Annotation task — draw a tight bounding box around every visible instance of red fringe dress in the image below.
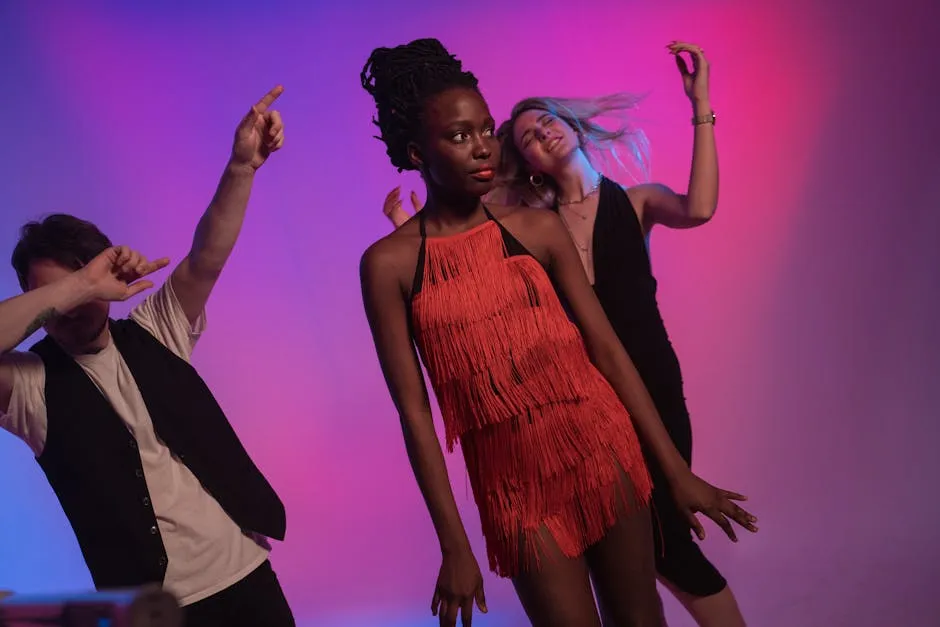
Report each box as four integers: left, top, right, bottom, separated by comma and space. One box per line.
410, 210, 653, 578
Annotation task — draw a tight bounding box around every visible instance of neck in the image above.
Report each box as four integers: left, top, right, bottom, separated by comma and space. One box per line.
552, 151, 600, 203
63, 321, 111, 356
423, 185, 486, 230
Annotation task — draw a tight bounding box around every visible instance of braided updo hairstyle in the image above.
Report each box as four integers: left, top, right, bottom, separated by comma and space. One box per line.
361, 38, 480, 172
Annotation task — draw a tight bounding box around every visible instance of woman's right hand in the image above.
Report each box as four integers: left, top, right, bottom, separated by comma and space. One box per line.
670, 470, 757, 542
383, 186, 422, 229
432, 548, 487, 626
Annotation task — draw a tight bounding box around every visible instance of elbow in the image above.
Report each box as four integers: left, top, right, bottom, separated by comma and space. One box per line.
398, 409, 435, 436
703, 200, 718, 221
398, 410, 443, 457
587, 342, 621, 378
674, 190, 716, 226
186, 254, 225, 281
687, 197, 717, 223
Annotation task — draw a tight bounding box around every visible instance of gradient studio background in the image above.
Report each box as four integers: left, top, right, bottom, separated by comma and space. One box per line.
1, 0, 937, 625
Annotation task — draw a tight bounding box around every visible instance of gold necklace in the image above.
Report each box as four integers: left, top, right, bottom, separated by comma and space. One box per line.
557, 173, 603, 206
558, 211, 592, 252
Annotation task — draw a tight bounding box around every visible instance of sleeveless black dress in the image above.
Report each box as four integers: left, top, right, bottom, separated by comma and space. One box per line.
588, 177, 727, 596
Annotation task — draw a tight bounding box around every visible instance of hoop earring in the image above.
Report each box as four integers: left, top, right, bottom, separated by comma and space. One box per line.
529, 173, 544, 188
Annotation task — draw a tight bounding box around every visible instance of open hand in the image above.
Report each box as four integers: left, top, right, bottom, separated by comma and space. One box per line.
432, 549, 487, 626
667, 41, 710, 104
231, 85, 285, 171
382, 186, 423, 229
671, 471, 758, 542
78, 246, 170, 302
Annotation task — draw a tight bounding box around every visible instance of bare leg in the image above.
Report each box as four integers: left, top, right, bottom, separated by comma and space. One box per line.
512, 527, 603, 627
596, 582, 668, 627
660, 578, 746, 627
585, 478, 663, 627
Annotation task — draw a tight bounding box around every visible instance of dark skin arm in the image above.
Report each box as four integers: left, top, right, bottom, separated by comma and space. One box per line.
359, 236, 486, 625
522, 207, 756, 540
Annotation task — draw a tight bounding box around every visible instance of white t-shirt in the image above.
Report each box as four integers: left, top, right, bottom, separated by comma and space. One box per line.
0, 279, 269, 606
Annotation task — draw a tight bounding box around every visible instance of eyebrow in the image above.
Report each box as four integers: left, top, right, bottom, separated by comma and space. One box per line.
520, 112, 552, 143
442, 117, 496, 134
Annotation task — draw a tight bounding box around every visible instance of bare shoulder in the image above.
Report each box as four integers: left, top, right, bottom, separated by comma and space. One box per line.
488, 203, 564, 236
486, 203, 567, 264
360, 220, 422, 289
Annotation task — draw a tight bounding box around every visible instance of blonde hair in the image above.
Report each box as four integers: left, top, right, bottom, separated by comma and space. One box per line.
495, 93, 651, 208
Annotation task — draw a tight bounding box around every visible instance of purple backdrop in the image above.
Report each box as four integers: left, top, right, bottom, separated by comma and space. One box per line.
0, 0, 937, 624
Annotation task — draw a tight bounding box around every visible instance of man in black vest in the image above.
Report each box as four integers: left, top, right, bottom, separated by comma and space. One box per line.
0, 86, 293, 627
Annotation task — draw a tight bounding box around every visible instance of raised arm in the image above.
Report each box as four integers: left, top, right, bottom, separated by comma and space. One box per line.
170, 86, 285, 325
539, 210, 756, 541
359, 240, 486, 624
632, 42, 717, 231
0, 246, 167, 412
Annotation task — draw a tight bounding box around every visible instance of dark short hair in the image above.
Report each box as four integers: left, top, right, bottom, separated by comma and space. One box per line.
360, 38, 480, 172
11, 214, 112, 290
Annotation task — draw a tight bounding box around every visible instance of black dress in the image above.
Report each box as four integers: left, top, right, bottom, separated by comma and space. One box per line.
588, 176, 727, 597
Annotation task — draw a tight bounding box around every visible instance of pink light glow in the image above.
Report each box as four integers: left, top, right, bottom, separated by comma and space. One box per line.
1, 0, 936, 624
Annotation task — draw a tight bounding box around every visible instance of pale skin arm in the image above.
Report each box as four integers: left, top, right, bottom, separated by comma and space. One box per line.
170, 86, 285, 325
0, 276, 96, 413
632, 41, 718, 232
0, 246, 167, 413
538, 209, 757, 540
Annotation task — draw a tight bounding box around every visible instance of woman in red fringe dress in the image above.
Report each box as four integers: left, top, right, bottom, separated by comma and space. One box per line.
358, 39, 756, 627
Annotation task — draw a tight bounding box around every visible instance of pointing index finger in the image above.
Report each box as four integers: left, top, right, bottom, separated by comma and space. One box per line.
254, 85, 284, 113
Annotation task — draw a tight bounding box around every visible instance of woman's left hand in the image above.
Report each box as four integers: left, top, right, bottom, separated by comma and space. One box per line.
667, 41, 710, 104
670, 471, 758, 542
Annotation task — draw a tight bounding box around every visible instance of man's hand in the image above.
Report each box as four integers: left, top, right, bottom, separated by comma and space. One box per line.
78, 246, 170, 302
230, 85, 285, 171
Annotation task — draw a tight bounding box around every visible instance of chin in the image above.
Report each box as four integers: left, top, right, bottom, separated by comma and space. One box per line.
53, 319, 108, 351
465, 177, 496, 196
551, 145, 578, 168
471, 183, 495, 197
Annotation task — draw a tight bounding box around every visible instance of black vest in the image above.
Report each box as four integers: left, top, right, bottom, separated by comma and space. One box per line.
30, 319, 286, 591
